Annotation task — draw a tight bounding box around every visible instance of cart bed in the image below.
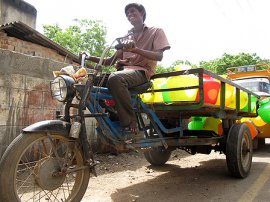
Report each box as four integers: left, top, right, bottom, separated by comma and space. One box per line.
144, 68, 259, 119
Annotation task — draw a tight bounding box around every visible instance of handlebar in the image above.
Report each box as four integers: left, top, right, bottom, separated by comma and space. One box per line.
80, 53, 87, 67
79, 35, 134, 70
114, 34, 134, 50
114, 36, 126, 50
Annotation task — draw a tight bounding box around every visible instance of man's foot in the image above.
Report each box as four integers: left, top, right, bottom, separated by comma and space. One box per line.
122, 121, 145, 143
123, 120, 138, 134
129, 120, 138, 134
123, 131, 144, 143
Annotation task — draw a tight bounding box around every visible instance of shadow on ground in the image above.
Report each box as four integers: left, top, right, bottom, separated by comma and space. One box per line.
94, 149, 190, 176
110, 145, 270, 202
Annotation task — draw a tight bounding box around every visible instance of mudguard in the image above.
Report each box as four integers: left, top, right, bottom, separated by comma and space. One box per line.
22, 120, 71, 136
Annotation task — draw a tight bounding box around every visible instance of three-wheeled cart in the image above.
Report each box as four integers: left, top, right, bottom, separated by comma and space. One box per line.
129, 68, 259, 178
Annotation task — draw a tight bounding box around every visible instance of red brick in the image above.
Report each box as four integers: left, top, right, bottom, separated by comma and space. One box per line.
0, 39, 9, 45
43, 91, 58, 108
0, 31, 7, 37
0, 45, 8, 49
43, 109, 57, 120
27, 90, 43, 108
26, 108, 44, 124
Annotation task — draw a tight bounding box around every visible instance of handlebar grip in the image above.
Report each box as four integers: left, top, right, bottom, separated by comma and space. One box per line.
115, 44, 124, 50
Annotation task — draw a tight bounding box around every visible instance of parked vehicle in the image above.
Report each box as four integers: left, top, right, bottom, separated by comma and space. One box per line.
226, 64, 270, 146
0, 38, 260, 201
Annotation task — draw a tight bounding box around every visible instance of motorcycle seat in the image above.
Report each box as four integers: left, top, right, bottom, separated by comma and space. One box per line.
129, 81, 152, 95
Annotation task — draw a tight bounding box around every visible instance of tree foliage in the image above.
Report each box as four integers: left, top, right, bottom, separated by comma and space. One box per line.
199, 53, 269, 75
43, 19, 107, 56
156, 60, 197, 74
42, 21, 270, 75
156, 65, 174, 73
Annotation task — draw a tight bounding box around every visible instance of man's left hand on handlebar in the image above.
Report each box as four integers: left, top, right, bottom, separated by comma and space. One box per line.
122, 39, 136, 52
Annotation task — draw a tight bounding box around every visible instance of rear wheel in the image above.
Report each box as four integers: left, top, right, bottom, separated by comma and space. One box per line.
226, 123, 253, 178
0, 132, 90, 202
144, 147, 171, 166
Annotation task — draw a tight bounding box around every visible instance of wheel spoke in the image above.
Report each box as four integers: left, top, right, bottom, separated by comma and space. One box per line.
16, 166, 36, 193
51, 188, 62, 202
1, 133, 89, 201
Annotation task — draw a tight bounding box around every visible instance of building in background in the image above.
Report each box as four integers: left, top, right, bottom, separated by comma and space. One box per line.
0, 0, 36, 28
0, 0, 101, 158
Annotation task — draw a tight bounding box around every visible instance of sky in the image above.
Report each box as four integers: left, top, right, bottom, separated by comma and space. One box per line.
24, 0, 270, 67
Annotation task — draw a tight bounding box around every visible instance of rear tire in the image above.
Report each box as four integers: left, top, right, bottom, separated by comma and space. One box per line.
0, 132, 90, 202
144, 147, 171, 166
226, 123, 253, 178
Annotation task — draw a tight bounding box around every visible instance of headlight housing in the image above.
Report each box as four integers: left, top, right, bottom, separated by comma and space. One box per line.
50, 75, 75, 102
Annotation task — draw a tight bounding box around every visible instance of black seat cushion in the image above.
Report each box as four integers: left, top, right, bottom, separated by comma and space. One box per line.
129, 81, 152, 94
94, 74, 152, 94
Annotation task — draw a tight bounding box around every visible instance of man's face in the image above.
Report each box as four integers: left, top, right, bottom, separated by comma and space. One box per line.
126, 7, 144, 25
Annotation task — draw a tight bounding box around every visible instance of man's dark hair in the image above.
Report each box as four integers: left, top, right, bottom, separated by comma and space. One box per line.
125, 3, 146, 22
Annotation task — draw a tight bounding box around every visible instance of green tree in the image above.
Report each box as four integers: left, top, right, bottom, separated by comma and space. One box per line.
43, 19, 107, 56
156, 60, 198, 74
199, 53, 265, 74
156, 65, 175, 73
171, 60, 198, 69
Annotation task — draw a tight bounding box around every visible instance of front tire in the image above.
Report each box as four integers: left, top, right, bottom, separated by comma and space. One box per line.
226, 123, 253, 178
144, 147, 171, 166
0, 132, 90, 202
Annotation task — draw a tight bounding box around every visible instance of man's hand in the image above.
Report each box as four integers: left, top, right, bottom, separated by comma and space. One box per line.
123, 39, 136, 51
79, 52, 88, 62
117, 58, 131, 66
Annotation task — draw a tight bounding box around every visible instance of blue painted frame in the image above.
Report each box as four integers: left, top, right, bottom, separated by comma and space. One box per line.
86, 86, 181, 145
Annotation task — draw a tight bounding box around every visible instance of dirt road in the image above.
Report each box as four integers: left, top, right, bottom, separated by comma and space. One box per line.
82, 143, 270, 202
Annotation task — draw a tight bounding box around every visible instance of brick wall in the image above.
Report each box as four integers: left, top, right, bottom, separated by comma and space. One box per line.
0, 31, 117, 157
0, 74, 61, 154
0, 31, 75, 64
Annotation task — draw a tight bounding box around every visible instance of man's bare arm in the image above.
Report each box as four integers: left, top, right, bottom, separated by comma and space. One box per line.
86, 50, 123, 66
130, 48, 164, 61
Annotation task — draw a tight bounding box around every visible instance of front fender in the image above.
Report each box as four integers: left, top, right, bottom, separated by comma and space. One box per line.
23, 120, 71, 136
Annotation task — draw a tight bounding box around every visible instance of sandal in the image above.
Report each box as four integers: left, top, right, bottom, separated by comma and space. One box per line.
129, 120, 138, 134
122, 120, 138, 134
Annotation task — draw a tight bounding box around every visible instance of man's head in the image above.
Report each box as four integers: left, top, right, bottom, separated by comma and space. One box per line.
125, 3, 146, 22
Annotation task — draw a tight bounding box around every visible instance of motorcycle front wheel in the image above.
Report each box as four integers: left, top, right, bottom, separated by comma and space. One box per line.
0, 132, 90, 202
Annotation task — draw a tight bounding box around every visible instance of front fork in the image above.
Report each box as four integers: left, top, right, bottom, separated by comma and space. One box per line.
60, 73, 97, 176
79, 117, 97, 176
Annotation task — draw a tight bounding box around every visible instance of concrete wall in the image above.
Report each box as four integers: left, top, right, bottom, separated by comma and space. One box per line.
0, 48, 61, 157
1, 0, 36, 28
0, 27, 108, 157
0, 48, 99, 157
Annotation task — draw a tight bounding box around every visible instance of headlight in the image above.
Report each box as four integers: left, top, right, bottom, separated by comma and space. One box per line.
50, 75, 75, 102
